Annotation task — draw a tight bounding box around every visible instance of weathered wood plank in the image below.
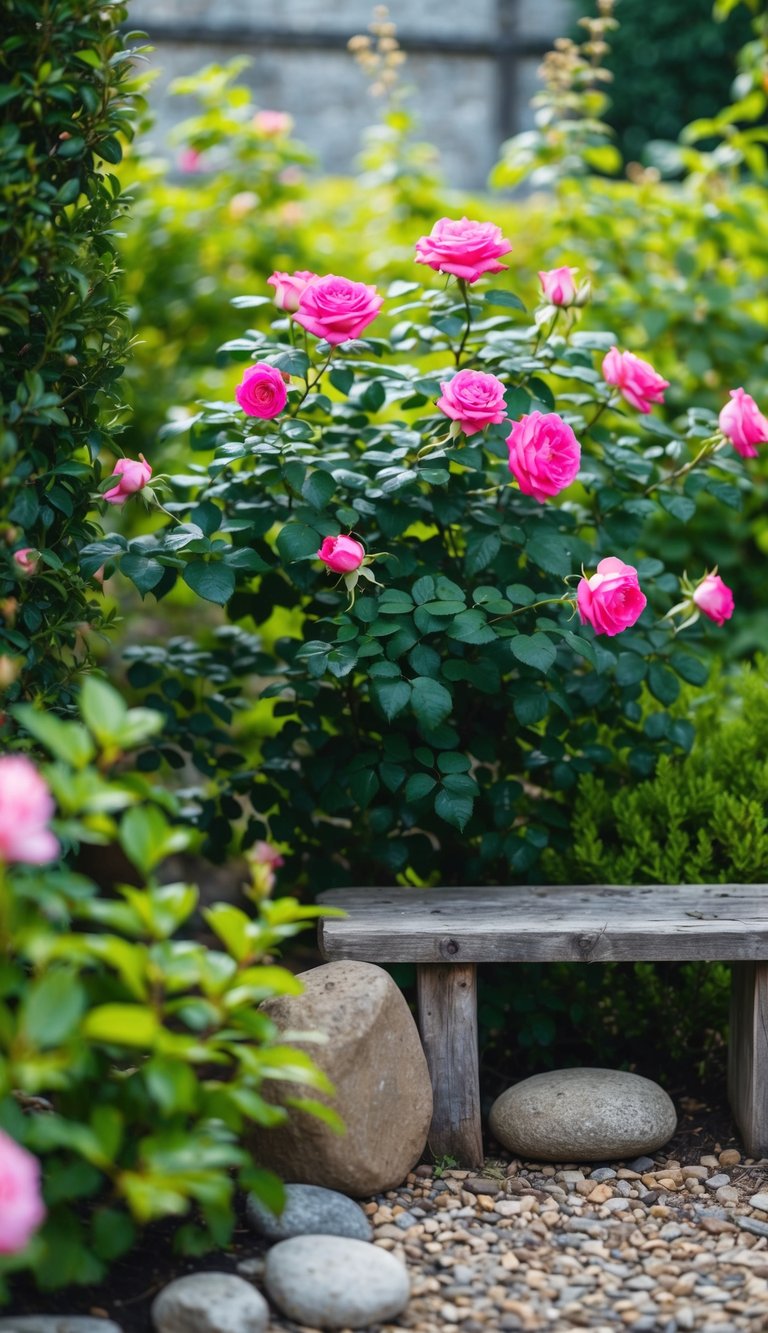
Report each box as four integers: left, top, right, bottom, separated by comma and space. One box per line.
317, 885, 768, 963
416, 963, 483, 1168
729, 962, 768, 1157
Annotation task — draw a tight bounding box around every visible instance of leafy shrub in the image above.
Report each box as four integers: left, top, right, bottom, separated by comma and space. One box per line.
0, 0, 145, 709
0, 679, 334, 1299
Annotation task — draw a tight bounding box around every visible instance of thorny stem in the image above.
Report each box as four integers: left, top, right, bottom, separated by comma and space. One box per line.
454, 279, 473, 368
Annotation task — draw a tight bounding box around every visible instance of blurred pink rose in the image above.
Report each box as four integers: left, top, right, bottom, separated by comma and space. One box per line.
577, 557, 647, 637
295, 275, 382, 345
178, 148, 203, 174
104, 456, 152, 506
253, 110, 293, 137
437, 369, 507, 436
415, 217, 511, 284
0, 755, 58, 865
317, 535, 365, 573
693, 572, 734, 626
13, 548, 38, 575
267, 270, 318, 314
602, 347, 669, 414
538, 266, 577, 306
719, 388, 768, 459
506, 411, 581, 503
246, 839, 285, 898
0, 1131, 46, 1254
235, 363, 288, 419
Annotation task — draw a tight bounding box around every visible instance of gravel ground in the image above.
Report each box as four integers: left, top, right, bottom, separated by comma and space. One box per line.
243, 1146, 768, 1333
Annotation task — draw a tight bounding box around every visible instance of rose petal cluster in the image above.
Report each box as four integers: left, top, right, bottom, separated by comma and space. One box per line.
693, 572, 734, 626
294, 275, 383, 345
267, 270, 318, 314
0, 755, 58, 865
415, 217, 511, 283
104, 456, 152, 506
602, 347, 669, 414
577, 558, 647, 637
0, 1131, 46, 1254
13, 548, 38, 575
506, 411, 581, 504
719, 388, 768, 459
317, 535, 365, 573
538, 266, 577, 306
436, 369, 507, 436
235, 363, 288, 419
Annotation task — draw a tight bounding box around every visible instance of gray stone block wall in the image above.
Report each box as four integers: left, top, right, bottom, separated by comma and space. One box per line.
130, 0, 575, 190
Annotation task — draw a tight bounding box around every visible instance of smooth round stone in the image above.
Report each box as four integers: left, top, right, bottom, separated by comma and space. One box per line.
0, 1323, 123, 1333
246, 1182, 372, 1242
489, 1067, 677, 1162
151, 1272, 268, 1333
265, 1234, 410, 1330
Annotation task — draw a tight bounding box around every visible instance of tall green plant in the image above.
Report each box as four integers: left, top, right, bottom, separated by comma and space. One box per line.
0, 1, 146, 711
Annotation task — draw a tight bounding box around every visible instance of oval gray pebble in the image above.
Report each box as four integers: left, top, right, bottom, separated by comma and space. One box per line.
489, 1067, 676, 1162
265, 1234, 410, 1329
246, 1182, 372, 1242
151, 1272, 268, 1333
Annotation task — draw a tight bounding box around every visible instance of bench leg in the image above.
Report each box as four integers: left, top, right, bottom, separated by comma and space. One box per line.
729, 961, 768, 1157
416, 962, 483, 1168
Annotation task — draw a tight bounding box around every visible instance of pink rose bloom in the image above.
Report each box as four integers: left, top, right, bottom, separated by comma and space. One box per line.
0, 755, 58, 864
317, 535, 365, 573
719, 387, 768, 459
538, 266, 577, 306
246, 839, 285, 898
104, 456, 152, 506
0, 1131, 46, 1254
179, 148, 203, 174
602, 346, 669, 414
693, 572, 734, 627
577, 557, 647, 637
295, 275, 383, 345
415, 217, 511, 284
506, 411, 581, 504
267, 270, 318, 314
13, 548, 38, 575
235, 363, 288, 419
437, 369, 507, 436
253, 110, 293, 137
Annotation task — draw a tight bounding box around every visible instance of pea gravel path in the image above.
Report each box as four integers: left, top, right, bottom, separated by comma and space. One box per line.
244, 1147, 768, 1333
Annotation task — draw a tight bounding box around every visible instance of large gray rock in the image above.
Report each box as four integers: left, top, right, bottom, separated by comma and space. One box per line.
248, 960, 433, 1197
265, 1234, 410, 1329
489, 1067, 677, 1162
150, 1272, 268, 1333
246, 1182, 372, 1242
0, 1323, 122, 1333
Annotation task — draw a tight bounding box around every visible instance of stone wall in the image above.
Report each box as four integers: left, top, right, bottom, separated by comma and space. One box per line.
130, 0, 574, 191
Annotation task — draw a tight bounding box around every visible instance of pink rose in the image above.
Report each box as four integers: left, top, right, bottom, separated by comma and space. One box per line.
104, 456, 152, 506
506, 411, 581, 504
295, 275, 383, 345
437, 369, 507, 436
13, 548, 38, 575
719, 387, 768, 459
415, 217, 511, 284
253, 110, 293, 137
246, 840, 285, 898
179, 148, 203, 174
267, 270, 318, 314
538, 266, 577, 306
235, 363, 288, 419
0, 755, 58, 865
602, 346, 669, 414
577, 558, 647, 637
0, 1131, 46, 1254
317, 535, 365, 573
693, 572, 734, 627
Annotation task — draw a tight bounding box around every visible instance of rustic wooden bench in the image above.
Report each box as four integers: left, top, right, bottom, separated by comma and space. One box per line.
317, 884, 768, 1168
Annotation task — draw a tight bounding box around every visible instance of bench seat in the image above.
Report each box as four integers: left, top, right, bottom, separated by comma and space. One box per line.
318, 885, 768, 1166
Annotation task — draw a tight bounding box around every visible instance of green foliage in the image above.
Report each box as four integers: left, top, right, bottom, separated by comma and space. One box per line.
0, 0, 146, 708
0, 680, 337, 1302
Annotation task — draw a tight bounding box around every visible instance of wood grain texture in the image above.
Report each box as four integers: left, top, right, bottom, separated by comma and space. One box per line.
318, 884, 768, 962
729, 962, 768, 1157
416, 963, 483, 1168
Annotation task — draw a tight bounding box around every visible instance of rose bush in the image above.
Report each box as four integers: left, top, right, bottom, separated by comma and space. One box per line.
93, 211, 756, 885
